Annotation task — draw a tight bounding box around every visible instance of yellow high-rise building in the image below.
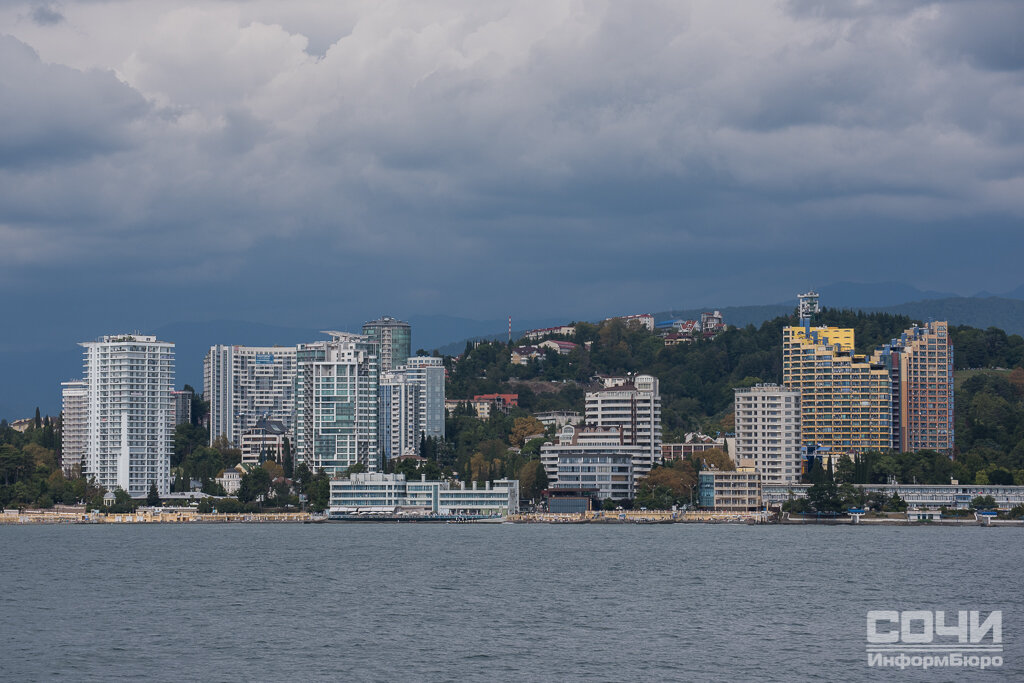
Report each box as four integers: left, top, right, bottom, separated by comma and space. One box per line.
782, 326, 892, 455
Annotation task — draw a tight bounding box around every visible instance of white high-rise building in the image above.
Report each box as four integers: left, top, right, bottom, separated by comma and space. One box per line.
60, 380, 88, 476
203, 345, 297, 447
379, 356, 445, 460
584, 374, 662, 478
79, 334, 175, 496
294, 332, 380, 475
733, 384, 802, 485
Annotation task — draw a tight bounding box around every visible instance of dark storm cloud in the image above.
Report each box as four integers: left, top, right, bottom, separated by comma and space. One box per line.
924, 1, 1024, 72
0, 0, 1021, 324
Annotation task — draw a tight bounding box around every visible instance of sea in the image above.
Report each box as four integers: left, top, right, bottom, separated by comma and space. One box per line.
1, 524, 1020, 682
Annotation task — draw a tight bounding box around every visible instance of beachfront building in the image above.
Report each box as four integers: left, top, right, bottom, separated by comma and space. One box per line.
734, 384, 802, 485
329, 472, 519, 516
763, 482, 1024, 511
203, 345, 297, 447
294, 332, 379, 475
78, 334, 175, 496
540, 424, 639, 499
60, 380, 88, 475
698, 465, 762, 513
584, 374, 662, 478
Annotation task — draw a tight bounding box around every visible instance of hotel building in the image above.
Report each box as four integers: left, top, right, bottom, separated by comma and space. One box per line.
584, 374, 662, 477
540, 424, 639, 499
782, 326, 892, 455
78, 334, 175, 496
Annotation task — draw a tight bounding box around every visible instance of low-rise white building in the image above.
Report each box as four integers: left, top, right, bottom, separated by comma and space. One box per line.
329, 473, 519, 516
763, 482, 1024, 510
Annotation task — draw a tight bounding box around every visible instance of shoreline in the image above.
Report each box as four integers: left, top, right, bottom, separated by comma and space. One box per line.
3, 508, 1022, 526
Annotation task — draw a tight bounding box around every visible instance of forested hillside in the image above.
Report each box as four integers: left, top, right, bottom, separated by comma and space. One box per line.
443, 310, 1024, 486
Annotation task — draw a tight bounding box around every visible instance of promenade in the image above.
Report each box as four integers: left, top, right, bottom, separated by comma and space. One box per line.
0, 507, 317, 524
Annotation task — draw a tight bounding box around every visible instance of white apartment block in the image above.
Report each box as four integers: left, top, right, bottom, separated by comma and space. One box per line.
79, 334, 175, 496
60, 380, 88, 476
733, 384, 802, 485
294, 332, 379, 475
584, 374, 662, 478
203, 345, 297, 447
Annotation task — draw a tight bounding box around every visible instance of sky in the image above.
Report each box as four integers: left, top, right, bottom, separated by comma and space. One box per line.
1, 1, 1023, 356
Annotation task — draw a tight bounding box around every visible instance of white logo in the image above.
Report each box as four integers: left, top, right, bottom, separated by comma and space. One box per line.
866, 610, 1003, 670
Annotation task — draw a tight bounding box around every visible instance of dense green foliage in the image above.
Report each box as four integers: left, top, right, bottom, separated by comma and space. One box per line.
0, 416, 97, 509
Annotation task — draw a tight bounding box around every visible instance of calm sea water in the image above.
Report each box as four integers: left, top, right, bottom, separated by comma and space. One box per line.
1, 524, 1020, 682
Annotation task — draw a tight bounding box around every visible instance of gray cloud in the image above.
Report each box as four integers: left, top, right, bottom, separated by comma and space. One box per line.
0, 0, 1020, 327
30, 4, 63, 25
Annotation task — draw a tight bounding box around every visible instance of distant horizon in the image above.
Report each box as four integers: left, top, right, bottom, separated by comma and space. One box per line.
5, 281, 1024, 421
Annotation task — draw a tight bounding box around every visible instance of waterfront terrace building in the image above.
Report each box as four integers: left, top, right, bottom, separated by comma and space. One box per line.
698, 465, 762, 513
60, 380, 88, 475
734, 384, 802, 485
584, 374, 662, 478
763, 482, 1024, 511
540, 424, 640, 499
203, 345, 297, 447
782, 326, 891, 456
361, 316, 411, 374
294, 332, 379, 475
329, 472, 519, 516
79, 334, 175, 496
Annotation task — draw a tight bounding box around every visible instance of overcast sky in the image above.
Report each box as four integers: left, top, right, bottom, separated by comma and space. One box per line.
2, 0, 1023, 340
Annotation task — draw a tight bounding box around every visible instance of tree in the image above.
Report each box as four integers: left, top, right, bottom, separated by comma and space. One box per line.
212, 435, 242, 468
693, 448, 734, 472
806, 481, 844, 514
146, 482, 161, 506
510, 417, 546, 447
636, 461, 697, 509
237, 467, 272, 504
281, 437, 293, 479
987, 468, 1014, 485
517, 459, 548, 500
971, 495, 997, 510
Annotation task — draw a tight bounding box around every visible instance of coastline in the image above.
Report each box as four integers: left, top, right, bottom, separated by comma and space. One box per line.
4, 507, 1022, 526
